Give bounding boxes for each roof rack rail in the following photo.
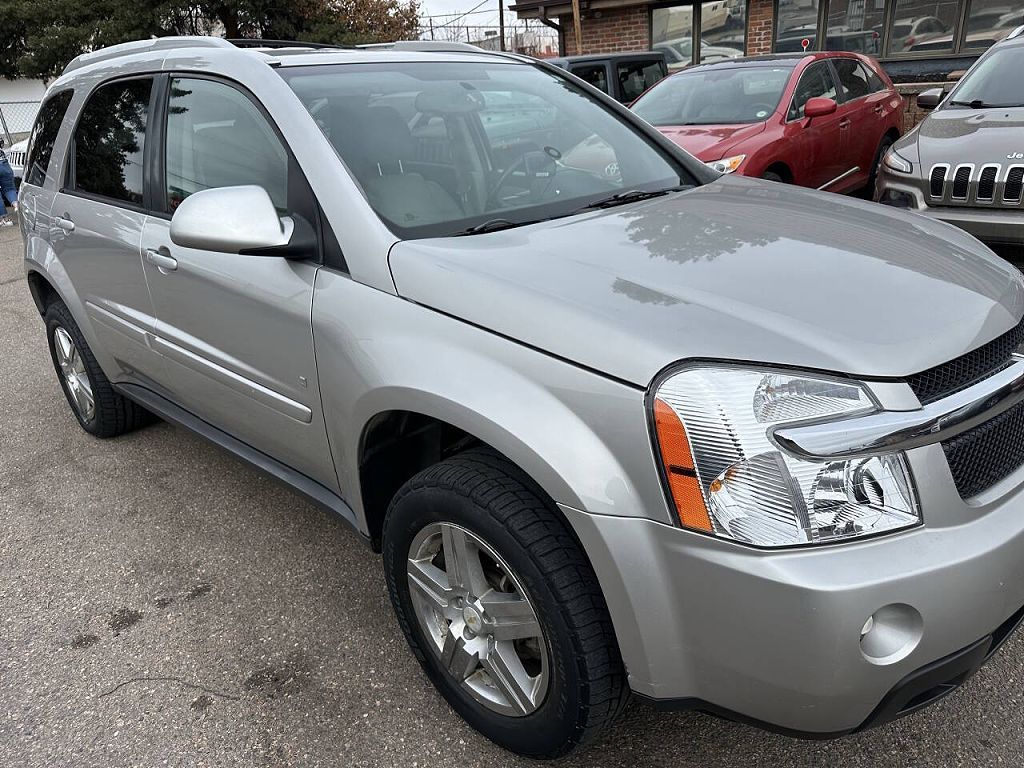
[63,36,234,75]
[356,40,482,53]
[226,38,351,50]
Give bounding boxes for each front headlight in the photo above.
[705,154,746,174]
[882,148,913,175]
[651,365,920,547]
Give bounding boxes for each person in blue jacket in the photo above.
[0,142,18,227]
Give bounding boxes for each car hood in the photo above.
[911,106,1024,169]
[654,122,766,162]
[389,175,1024,387]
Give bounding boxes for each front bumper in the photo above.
[560,452,1024,735]
[875,173,1024,245]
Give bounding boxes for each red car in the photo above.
[629,52,904,194]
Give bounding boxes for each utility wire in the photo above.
[427,0,491,29]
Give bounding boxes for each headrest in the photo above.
[364,106,415,163]
[414,85,484,115]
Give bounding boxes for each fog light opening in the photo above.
[860,603,923,666]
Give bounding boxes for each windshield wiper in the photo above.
[574,185,690,213]
[948,99,1001,109]
[455,218,524,236]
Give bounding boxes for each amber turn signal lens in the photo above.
[653,398,714,533]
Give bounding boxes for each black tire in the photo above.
[44,300,153,438]
[383,448,629,759]
[761,170,785,183]
[865,135,895,199]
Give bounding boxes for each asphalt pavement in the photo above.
[2,222,1023,767]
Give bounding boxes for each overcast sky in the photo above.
[419,0,508,32]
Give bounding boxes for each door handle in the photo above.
[145,248,178,272]
[839,118,852,129]
[54,216,75,233]
[873,105,885,114]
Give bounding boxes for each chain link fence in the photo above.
[0,101,41,148]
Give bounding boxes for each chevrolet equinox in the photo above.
[20,36,1024,758]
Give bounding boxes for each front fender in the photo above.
[311,269,672,535]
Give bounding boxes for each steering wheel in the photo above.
[485,151,558,211]
[486,155,531,211]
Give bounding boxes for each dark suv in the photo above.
[875,25,1024,246]
[548,52,668,103]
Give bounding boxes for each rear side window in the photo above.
[164,77,288,212]
[572,64,609,94]
[617,60,665,103]
[25,90,73,187]
[72,78,153,205]
[862,62,886,93]
[832,59,872,101]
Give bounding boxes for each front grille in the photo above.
[978,166,998,200]
[943,398,1024,498]
[928,163,1024,208]
[7,149,24,168]
[1007,167,1024,203]
[929,165,948,198]
[906,317,1024,405]
[952,165,972,198]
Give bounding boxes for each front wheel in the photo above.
[383,448,629,758]
[865,135,895,198]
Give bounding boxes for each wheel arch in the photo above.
[762,161,794,183]
[26,268,60,315]
[355,399,592,552]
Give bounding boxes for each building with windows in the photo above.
[509,0,1022,125]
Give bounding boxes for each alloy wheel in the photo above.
[406,522,549,717]
[53,326,95,423]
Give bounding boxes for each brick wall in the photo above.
[745,0,775,55]
[558,5,650,55]
[896,83,945,133]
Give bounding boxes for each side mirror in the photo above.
[916,88,944,110]
[803,97,838,120]
[169,185,315,259]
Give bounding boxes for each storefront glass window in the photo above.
[769,0,1015,58]
[775,0,821,53]
[651,2,746,68]
[887,0,957,54]
[963,0,1023,51]
[825,0,883,54]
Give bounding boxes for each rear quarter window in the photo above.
[24,90,74,187]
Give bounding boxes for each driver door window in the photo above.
[165,77,288,212]
[788,62,838,120]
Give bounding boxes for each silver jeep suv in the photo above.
[875,25,1024,245]
[21,36,1024,758]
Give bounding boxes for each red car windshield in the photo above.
[632,66,792,126]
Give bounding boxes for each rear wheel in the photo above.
[44,300,153,437]
[383,448,629,758]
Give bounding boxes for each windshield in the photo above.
[949,47,1024,107]
[631,66,792,126]
[279,61,693,238]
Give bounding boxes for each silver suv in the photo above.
[21,36,1024,758]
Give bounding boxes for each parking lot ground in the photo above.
[4,223,1024,767]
